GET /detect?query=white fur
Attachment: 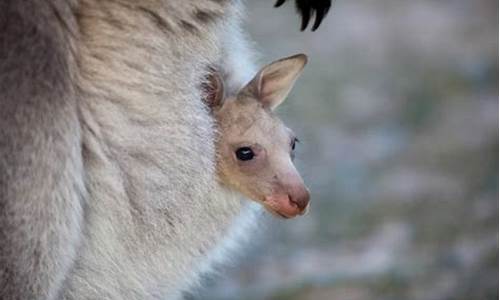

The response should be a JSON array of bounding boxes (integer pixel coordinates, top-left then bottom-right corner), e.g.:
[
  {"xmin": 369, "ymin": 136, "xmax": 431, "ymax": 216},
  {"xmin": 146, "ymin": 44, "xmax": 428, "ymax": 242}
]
[{"xmin": 60, "ymin": 1, "xmax": 260, "ymax": 299}]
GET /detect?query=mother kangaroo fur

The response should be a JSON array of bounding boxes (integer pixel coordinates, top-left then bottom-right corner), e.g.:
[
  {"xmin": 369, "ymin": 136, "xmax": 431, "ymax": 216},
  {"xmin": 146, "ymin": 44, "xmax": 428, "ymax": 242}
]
[{"xmin": 0, "ymin": 0, "xmax": 330, "ymax": 299}]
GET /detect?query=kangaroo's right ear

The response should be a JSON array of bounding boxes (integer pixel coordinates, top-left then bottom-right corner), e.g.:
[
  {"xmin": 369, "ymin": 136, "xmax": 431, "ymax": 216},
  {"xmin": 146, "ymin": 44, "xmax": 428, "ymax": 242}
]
[
  {"xmin": 240, "ymin": 54, "xmax": 307, "ymax": 110},
  {"xmin": 203, "ymin": 71, "xmax": 225, "ymax": 111}
]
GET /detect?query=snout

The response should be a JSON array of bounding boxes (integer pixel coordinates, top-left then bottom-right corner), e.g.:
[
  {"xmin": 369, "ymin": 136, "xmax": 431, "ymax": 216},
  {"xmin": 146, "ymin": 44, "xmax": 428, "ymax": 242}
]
[{"xmin": 264, "ymin": 186, "xmax": 310, "ymax": 218}]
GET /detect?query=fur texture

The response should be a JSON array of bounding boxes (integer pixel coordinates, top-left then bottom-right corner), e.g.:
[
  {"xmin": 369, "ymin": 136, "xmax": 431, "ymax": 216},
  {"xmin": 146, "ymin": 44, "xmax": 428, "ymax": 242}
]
[
  {"xmin": 65, "ymin": 0, "xmax": 255, "ymax": 298},
  {"xmin": 0, "ymin": 1, "xmax": 84, "ymax": 299},
  {"xmin": 0, "ymin": 0, "xmax": 329, "ymax": 299},
  {"xmin": 1, "ymin": 0, "xmax": 255, "ymax": 299}
]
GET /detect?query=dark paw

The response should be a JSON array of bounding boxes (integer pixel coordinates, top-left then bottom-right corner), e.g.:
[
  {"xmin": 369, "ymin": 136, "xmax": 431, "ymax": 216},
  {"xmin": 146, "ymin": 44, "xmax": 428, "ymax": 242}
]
[{"xmin": 275, "ymin": 0, "xmax": 332, "ymax": 31}]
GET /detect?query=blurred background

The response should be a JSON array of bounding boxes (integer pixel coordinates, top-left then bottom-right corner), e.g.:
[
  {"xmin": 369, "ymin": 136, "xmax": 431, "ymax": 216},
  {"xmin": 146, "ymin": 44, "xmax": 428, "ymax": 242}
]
[{"xmin": 189, "ymin": 0, "xmax": 498, "ymax": 299}]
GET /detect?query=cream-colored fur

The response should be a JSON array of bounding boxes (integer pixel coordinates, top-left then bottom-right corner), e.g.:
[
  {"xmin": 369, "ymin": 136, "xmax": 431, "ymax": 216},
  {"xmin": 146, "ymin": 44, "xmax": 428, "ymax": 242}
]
[
  {"xmin": 62, "ymin": 1, "xmax": 257, "ymax": 298},
  {"xmin": 0, "ymin": 0, "xmax": 328, "ymax": 299}
]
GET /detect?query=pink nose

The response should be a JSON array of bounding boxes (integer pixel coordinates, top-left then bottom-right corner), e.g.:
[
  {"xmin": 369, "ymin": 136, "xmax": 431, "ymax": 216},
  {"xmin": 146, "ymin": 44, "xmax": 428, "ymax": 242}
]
[
  {"xmin": 265, "ymin": 186, "xmax": 310, "ymax": 218},
  {"xmin": 289, "ymin": 187, "xmax": 310, "ymax": 214}
]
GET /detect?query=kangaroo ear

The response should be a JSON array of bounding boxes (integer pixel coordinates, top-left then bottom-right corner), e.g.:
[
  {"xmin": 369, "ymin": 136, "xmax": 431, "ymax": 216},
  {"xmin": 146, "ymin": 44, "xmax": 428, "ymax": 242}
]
[
  {"xmin": 242, "ymin": 54, "xmax": 307, "ymax": 110},
  {"xmin": 203, "ymin": 71, "xmax": 225, "ymax": 111}
]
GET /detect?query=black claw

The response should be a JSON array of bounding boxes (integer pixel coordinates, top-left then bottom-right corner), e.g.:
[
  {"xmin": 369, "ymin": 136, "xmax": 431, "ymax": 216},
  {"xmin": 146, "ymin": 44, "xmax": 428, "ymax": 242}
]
[
  {"xmin": 311, "ymin": 8, "xmax": 324, "ymax": 31},
  {"xmin": 274, "ymin": 0, "xmax": 332, "ymax": 31},
  {"xmin": 275, "ymin": 0, "xmax": 286, "ymax": 8},
  {"xmin": 312, "ymin": 1, "xmax": 331, "ymax": 31},
  {"xmin": 295, "ymin": 0, "xmax": 311, "ymax": 31},
  {"xmin": 300, "ymin": 9, "xmax": 311, "ymax": 31}
]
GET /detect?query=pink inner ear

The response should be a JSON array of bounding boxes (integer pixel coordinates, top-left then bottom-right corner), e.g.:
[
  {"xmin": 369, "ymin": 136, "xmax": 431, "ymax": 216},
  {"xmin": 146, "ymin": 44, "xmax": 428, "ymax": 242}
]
[
  {"xmin": 203, "ymin": 72, "xmax": 224, "ymax": 109},
  {"xmin": 244, "ymin": 54, "xmax": 307, "ymax": 110},
  {"xmin": 205, "ymin": 88, "xmax": 218, "ymax": 107},
  {"xmin": 258, "ymin": 68, "xmax": 297, "ymax": 109}
]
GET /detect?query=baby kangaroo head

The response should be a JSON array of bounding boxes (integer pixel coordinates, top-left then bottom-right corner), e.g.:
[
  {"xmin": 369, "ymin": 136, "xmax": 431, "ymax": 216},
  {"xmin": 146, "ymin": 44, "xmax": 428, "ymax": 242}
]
[{"xmin": 207, "ymin": 54, "xmax": 310, "ymax": 218}]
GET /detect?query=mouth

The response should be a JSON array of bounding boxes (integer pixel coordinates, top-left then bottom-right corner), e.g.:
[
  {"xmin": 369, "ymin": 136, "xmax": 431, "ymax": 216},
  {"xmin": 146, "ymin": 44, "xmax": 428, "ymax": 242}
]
[
  {"xmin": 262, "ymin": 204, "xmax": 292, "ymax": 219},
  {"xmin": 260, "ymin": 194, "xmax": 308, "ymax": 219}
]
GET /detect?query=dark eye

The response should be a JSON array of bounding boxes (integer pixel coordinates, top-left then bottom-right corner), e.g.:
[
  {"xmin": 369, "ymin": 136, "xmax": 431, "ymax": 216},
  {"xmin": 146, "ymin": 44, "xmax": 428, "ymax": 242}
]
[
  {"xmin": 291, "ymin": 138, "xmax": 299, "ymax": 151},
  {"xmin": 235, "ymin": 147, "xmax": 255, "ymax": 161}
]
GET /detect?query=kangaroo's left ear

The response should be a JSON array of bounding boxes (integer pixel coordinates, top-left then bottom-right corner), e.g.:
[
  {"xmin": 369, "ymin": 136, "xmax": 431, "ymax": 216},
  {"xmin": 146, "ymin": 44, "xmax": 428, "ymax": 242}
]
[
  {"xmin": 203, "ymin": 71, "xmax": 225, "ymax": 111},
  {"xmin": 241, "ymin": 54, "xmax": 307, "ymax": 110}
]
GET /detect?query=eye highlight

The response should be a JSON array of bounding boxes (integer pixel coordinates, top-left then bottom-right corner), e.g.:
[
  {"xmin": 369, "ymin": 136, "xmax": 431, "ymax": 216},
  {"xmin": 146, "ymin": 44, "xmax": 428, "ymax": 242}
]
[{"xmin": 235, "ymin": 147, "xmax": 255, "ymax": 161}]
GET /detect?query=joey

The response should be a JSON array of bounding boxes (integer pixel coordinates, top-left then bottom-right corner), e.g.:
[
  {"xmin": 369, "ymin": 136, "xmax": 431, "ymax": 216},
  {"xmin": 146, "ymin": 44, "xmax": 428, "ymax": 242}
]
[{"xmin": 205, "ymin": 54, "xmax": 310, "ymax": 218}]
